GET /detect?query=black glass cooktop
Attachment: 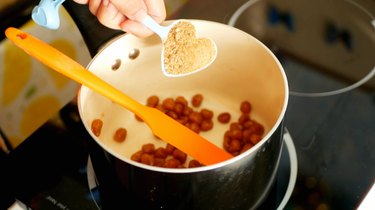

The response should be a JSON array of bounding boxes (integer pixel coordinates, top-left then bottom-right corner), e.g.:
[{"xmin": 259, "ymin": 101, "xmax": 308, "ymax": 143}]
[
  {"xmin": 1, "ymin": 52, "xmax": 374, "ymax": 210},
  {"xmin": 0, "ymin": 1, "xmax": 374, "ymax": 208}
]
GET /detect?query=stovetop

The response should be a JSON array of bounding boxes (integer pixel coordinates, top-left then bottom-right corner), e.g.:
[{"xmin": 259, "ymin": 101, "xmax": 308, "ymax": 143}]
[
  {"xmin": 1, "ymin": 51, "xmax": 374, "ymax": 210},
  {"xmin": 1, "ymin": 0, "xmax": 374, "ymax": 209}
]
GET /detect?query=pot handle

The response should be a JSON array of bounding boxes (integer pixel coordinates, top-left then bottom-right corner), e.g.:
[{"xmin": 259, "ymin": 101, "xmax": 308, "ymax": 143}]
[{"xmin": 62, "ymin": 0, "xmax": 124, "ymax": 57}]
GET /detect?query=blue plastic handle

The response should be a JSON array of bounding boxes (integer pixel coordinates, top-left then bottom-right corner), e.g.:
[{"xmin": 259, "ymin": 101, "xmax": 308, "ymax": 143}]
[{"xmin": 32, "ymin": 0, "xmax": 66, "ymax": 30}]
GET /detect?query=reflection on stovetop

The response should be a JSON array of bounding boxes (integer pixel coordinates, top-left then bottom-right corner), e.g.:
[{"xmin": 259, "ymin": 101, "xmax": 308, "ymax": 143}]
[{"xmin": 279, "ymin": 53, "xmax": 375, "ymax": 210}]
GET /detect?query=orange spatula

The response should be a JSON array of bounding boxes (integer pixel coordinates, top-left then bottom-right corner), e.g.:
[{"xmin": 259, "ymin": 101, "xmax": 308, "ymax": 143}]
[{"xmin": 5, "ymin": 27, "xmax": 232, "ymax": 165}]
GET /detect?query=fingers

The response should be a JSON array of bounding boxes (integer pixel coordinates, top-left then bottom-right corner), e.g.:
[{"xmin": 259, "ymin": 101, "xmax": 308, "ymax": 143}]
[
  {"xmin": 144, "ymin": 0, "xmax": 166, "ymax": 23},
  {"xmin": 96, "ymin": 1, "xmax": 126, "ymax": 30},
  {"xmin": 117, "ymin": 0, "xmax": 166, "ymax": 38},
  {"xmin": 106, "ymin": 0, "xmax": 150, "ymax": 37},
  {"xmin": 93, "ymin": 0, "xmax": 150, "ymax": 37},
  {"xmin": 75, "ymin": 0, "xmax": 166, "ymax": 38},
  {"xmin": 109, "ymin": 0, "xmax": 166, "ymax": 22},
  {"xmin": 87, "ymin": 0, "xmax": 102, "ymax": 15},
  {"xmin": 109, "ymin": 0, "xmax": 147, "ymax": 20}
]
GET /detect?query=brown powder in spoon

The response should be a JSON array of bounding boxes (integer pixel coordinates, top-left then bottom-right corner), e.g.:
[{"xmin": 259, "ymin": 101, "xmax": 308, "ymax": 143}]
[{"xmin": 163, "ymin": 21, "xmax": 216, "ymax": 75}]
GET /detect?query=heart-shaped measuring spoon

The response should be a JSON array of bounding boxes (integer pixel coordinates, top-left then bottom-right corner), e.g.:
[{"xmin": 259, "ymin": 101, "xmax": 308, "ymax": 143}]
[
  {"xmin": 141, "ymin": 16, "xmax": 217, "ymax": 77},
  {"xmin": 5, "ymin": 27, "xmax": 232, "ymax": 165}
]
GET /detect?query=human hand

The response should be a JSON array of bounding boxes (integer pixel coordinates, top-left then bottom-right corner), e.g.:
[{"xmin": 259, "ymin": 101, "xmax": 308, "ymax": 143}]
[{"xmin": 73, "ymin": 0, "xmax": 166, "ymax": 38}]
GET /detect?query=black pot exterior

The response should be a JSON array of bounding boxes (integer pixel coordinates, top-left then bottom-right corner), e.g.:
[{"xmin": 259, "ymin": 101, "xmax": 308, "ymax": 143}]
[{"xmin": 96, "ymin": 123, "xmax": 284, "ymax": 210}]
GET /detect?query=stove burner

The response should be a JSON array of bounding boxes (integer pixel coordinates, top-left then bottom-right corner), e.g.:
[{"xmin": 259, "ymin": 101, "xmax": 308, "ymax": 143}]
[
  {"xmin": 87, "ymin": 156, "xmax": 101, "ymax": 210},
  {"xmin": 86, "ymin": 129, "xmax": 298, "ymax": 210},
  {"xmin": 277, "ymin": 128, "xmax": 298, "ymax": 210}
]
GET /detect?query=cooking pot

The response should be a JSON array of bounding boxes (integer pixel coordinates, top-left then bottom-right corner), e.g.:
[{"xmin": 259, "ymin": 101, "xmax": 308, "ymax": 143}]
[{"xmin": 62, "ymin": 2, "xmax": 289, "ymax": 210}]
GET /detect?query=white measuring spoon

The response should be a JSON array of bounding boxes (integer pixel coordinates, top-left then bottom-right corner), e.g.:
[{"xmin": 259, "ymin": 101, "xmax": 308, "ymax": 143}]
[{"xmin": 141, "ymin": 15, "xmax": 217, "ymax": 77}]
